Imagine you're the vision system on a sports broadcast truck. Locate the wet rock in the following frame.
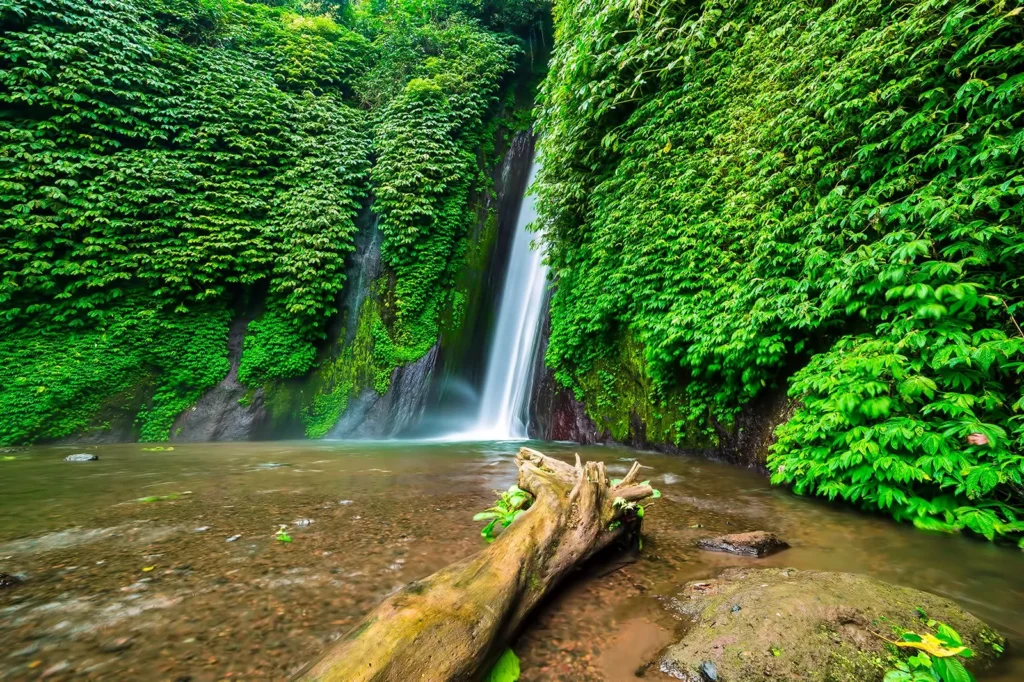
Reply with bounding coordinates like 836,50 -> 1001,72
696,531 -> 788,557
330,343 -> 440,438
41,661 -> 70,678
658,568 -> 1004,682
98,636 -> 133,653
697,660 -> 718,681
64,453 -> 98,462
9,643 -> 40,658
293,519 -> 314,527
171,318 -> 266,442
225,535 -> 242,543
0,572 -> 21,589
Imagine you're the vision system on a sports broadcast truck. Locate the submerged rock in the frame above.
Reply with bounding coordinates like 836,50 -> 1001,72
0,572 -> 21,589
696,531 -> 788,557
98,636 -> 134,653
64,453 -> 99,462
658,568 -> 1004,682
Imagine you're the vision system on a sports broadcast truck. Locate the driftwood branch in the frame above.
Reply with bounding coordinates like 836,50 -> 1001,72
298,447 -> 655,681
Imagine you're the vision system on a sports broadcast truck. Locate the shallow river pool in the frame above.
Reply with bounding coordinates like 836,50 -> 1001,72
1,441 -> 1022,681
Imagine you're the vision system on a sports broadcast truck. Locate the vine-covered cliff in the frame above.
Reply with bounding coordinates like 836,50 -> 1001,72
0,0 -> 545,444
535,0 -> 1024,543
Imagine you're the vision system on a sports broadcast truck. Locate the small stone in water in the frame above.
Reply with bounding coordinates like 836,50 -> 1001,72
41,661 -> 70,678
697,531 -> 789,557
10,643 -> 40,658
64,453 -> 98,462
698,660 -> 719,682
731,604 -> 741,613
99,636 -> 134,653
338,500 -> 354,505
293,519 -> 313,527
225,534 -> 242,542
194,526 -> 210,533
0,572 -> 21,589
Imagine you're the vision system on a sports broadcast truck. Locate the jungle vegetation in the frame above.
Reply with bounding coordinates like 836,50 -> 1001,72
0,0 -> 546,443
535,0 -> 1024,545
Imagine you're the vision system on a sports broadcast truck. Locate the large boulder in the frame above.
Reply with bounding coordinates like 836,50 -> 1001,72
658,568 -> 1004,682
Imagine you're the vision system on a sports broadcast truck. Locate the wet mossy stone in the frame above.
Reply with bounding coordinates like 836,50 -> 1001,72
658,568 -> 1004,682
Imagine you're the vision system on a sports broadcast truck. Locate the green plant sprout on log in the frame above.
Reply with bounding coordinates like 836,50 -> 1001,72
475,485 -> 533,541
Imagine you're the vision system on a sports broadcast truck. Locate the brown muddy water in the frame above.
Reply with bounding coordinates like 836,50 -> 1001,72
1,440 -> 1022,682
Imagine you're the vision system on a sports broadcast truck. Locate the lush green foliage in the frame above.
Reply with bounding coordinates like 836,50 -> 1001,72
0,0 -> 369,442
536,0 -> 1024,542
0,302 -> 230,443
368,17 -> 518,366
474,484 -> 532,541
483,648 -> 520,682
0,0 -> 541,443
882,618 -> 983,682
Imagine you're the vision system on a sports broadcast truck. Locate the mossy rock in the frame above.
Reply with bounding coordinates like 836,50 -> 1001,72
658,568 -> 1004,682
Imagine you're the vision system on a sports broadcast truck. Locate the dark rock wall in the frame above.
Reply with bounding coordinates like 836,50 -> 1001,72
171,318 -> 266,442
331,343 -> 441,439
527,300 -> 601,444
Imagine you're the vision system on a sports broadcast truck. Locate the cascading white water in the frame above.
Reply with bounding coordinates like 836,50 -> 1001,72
475,161 -> 547,438
453,161 -> 547,440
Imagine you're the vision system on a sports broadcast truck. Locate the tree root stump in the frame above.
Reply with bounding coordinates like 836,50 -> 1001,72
298,446 -> 655,681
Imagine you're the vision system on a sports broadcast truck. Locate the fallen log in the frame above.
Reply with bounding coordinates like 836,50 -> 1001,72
298,446 -> 655,681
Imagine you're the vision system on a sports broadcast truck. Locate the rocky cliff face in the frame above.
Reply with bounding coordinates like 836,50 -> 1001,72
403,132 -> 539,437
160,132 -> 537,443
527,307 -> 794,470
171,319 -> 266,442
330,343 -> 441,438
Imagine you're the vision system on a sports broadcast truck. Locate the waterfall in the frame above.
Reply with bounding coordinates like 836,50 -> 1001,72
473,161 -> 547,439
443,160 -> 547,441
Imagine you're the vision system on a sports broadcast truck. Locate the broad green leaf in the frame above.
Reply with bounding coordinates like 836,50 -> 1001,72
484,648 -> 520,682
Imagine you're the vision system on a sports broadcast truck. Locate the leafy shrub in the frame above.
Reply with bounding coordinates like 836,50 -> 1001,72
535,0 -> 1024,542
882,619 -> 985,682
474,485 -> 532,541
